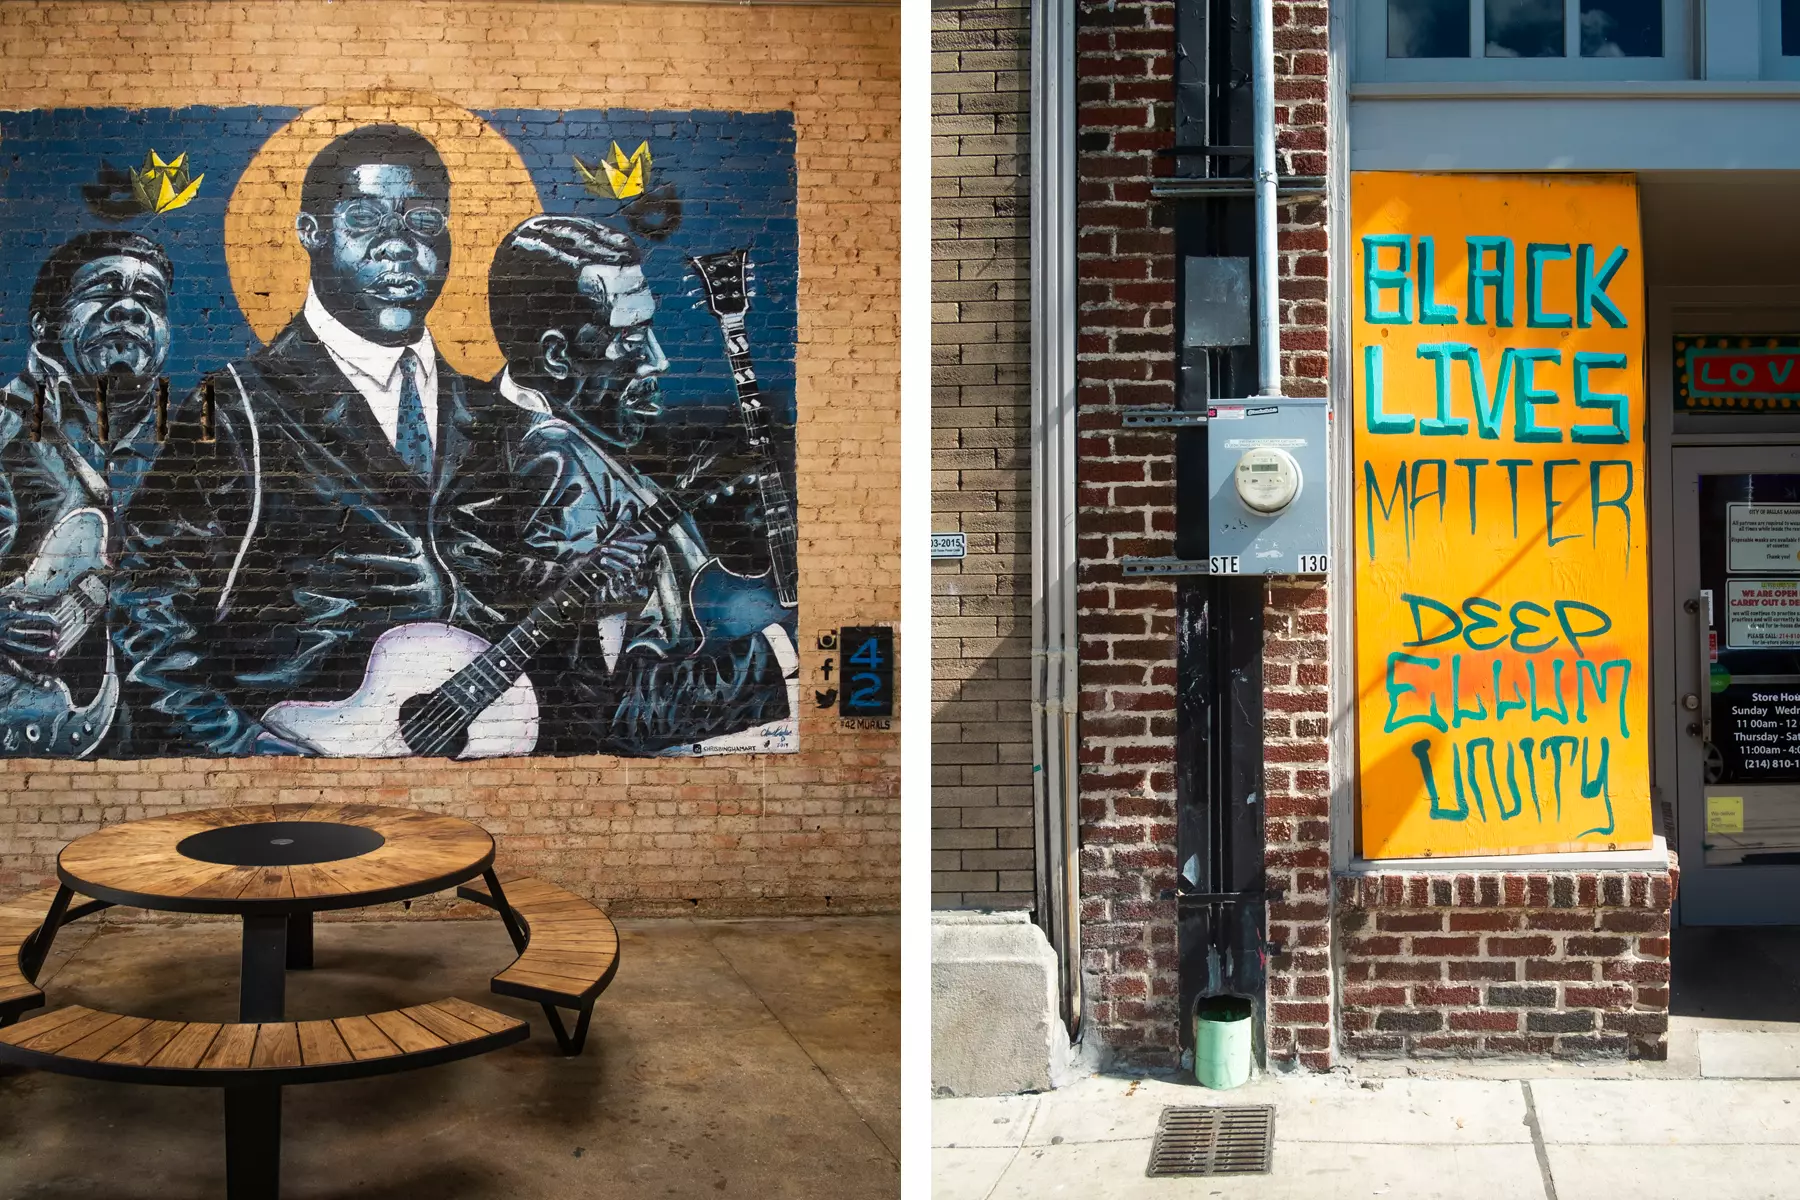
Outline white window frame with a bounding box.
[1357,0,1692,82]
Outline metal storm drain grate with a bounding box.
[1145,1105,1275,1177]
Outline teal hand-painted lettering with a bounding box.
[1466,236,1515,327]
[1454,458,1487,533]
[1510,601,1558,654]
[1363,344,1414,434]
[1576,244,1629,329]
[1493,661,1528,720]
[1472,347,1515,440]
[1401,592,1462,646]
[1540,735,1579,821]
[1386,653,1447,733]
[1530,660,1570,724]
[1555,601,1613,660]
[1590,460,1634,570]
[1512,348,1563,443]
[1499,458,1530,537]
[1525,242,1573,328]
[1410,459,1446,531]
[1462,597,1506,651]
[1417,236,1457,324]
[1500,742,1525,820]
[1517,735,1543,820]
[1416,739,1466,821]
[1463,738,1498,822]
[1363,234,1412,324]
[1451,656,1489,728]
[1363,459,1409,561]
[1574,659,1631,737]
[1544,458,1580,546]
[1418,343,1472,435]
[1571,352,1629,444]
[1577,737,1615,837]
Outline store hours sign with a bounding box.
[1351,173,1654,859]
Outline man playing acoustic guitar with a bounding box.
[114,126,648,757]
[487,214,793,755]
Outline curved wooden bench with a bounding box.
[0,995,527,1086]
[0,886,111,1025]
[457,875,619,1055]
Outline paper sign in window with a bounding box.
[1726,579,1800,649]
[1728,504,1800,571]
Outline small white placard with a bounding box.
[1728,503,1800,571]
[931,533,967,560]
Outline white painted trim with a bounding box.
[1329,0,1358,871]
[1341,836,1672,873]
[1352,79,1800,97]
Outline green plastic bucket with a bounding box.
[1194,995,1253,1090]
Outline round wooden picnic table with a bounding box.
[34,802,521,1200]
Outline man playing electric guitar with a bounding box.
[487,215,794,755]
[0,231,172,756]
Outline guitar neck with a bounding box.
[436,491,687,720]
[718,314,799,606]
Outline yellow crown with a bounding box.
[574,142,651,201]
[130,150,203,215]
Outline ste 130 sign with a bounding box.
[838,626,894,718]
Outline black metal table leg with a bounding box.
[224,1084,281,1200]
[285,912,312,971]
[239,914,288,1023]
[18,884,73,982]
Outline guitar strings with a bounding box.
[393,489,695,757]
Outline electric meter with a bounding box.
[1205,399,1328,576]
[1234,446,1301,513]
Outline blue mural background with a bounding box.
[0,105,798,426]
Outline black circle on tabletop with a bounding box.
[176,821,386,867]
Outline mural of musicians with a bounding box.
[0,231,171,756]
[487,214,796,755]
[114,124,650,757]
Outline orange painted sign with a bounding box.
[1352,173,1652,859]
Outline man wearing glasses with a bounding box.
[115,124,546,755]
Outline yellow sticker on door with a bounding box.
[1707,795,1745,835]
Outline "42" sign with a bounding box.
[838,626,894,718]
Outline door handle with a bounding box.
[1692,595,1712,743]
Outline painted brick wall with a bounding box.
[0,0,898,918]
[931,0,1036,909]
[1073,0,1333,1066]
[1337,865,1678,1059]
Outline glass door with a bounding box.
[1675,444,1800,923]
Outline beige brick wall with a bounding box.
[931,0,1034,909]
[0,0,898,917]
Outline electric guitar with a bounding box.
[686,250,800,650]
[260,473,758,760]
[0,507,118,758]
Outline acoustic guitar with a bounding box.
[260,473,757,759]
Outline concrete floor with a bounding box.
[0,912,898,1199]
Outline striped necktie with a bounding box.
[395,349,432,478]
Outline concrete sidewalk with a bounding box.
[934,1070,1800,1200]
[0,913,897,1199]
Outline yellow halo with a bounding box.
[223,89,543,382]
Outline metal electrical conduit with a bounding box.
[1251,0,1281,395]
[1030,0,1081,1038]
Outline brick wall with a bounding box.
[931,0,1036,909]
[0,0,899,918]
[1337,865,1678,1059]
[1073,0,1333,1066]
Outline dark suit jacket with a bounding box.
[114,315,534,755]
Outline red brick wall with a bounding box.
[1073,0,1333,1067]
[1337,864,1678,1058]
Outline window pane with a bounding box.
[1485,0,1564,56]
[1786,0,1800,55]
[1580,0,1660,55]
[1390,0,1470,56]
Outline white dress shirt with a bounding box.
[303,285,438,453]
